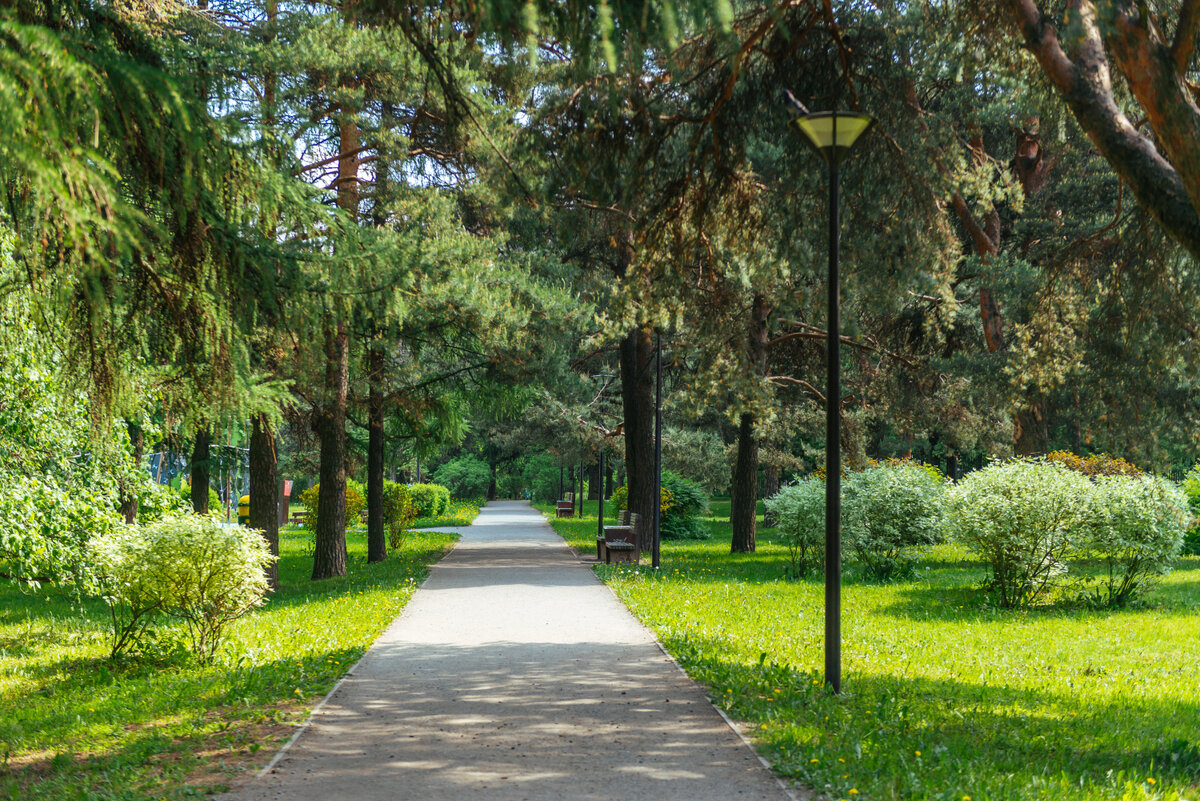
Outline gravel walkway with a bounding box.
[222,500,794,801]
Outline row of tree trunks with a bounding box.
[620,326,657,552]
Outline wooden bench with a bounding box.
[290,511,308,526]
[602,512,640,565]
[556,491,575,518]
[596,510,628,560]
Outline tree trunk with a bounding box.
[587,461,599,500]
[121,422,144,524]
[191,428,211,514]
[620,326,656,552]
[605,462,614,498]
[249,414,280,590]
[367,344,386,563]
[313,323,349,580]
[731,293,769,553]
[731,412,759,553]
[1013,403,1049,456]
[764,465,780,499]
[488,462,498,500]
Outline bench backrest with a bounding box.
[617,509,628,525]
[628,512,641,537]
[563,491,573,502]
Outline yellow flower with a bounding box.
[849,789,858,795]
[1147,778,1156,785]
[962,796,971,800]
[811,758,819,764]
[915,750,921,756]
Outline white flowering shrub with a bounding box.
[1079,475,1188,606]
[843,462,947,581]
[93,515,274,661]
[764,480,825,578]
[948,460,1093,607]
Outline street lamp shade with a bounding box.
[790,110,875,164]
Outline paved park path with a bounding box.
[224,500,794,801]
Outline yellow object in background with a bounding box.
[237,494,250,525]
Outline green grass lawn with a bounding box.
[0,523,458,800]
[543,503,1200,801]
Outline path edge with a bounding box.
[252,531,466,781]
[544,512,807,801]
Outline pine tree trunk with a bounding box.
[313,323,349,579]
[620,326,656,552]
[367,346,386,563]
[191,428,211,514]
[121,422,144,524]
[731,293,769,553]
[605,462,614,498]
[249,414,280,589]
[731,412,759,553]
[1013,403,1049,456]
[587,462,599,500]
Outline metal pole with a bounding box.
[653,331,663,570]
[579,449,584,517]
[559,465,564,500]
[825,152,842,694]
[597,448,605,540]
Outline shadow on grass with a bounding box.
[661,631,1200,797]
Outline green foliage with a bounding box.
[134,482,186,524]
[764,480,824,578]
[1078,475,1188,606]
[660,471,710,540]
[408,483,451,518]
[382,480,418,550]
[522,453,562,502]
[844,462,948,581]
[431,455,492,498]
[93,515,274,662]
[298,480,366,528]
[612,474,709,539]
[176,482,222,514]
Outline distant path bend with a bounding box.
[224,500,794,801]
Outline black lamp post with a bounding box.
[788,99,874,694]
[592,373,616,540]
[652,332,663,570]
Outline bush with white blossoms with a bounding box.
[1079,475,1188,606]
[764,479,825,578]
[93,514,274,661]
[843,462,947,581]
[948,459,1093,608]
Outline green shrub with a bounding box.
[382,480,417,549]
[409,483,450,518]
[176,482,221,514]
[1186,529,1200,556]
[764,480,825,578]
[610,473,709,539]
[1180,464,1200,555]
[844,462,947,581]
[136,481,186,524]
[948,459,1092,608]
[92,515,274,661]
[298,480,366,528]
[1079,475,1188,606]
[431,456,492,499]
[1047,449,1142,477]
[522,454,561,502]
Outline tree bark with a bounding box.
[191,428,211,514]
[313,323,349,580]
[730,412,759,553]
[367,344,386,563]
[121,422,144,524]
[620,326,656,552]
[1002,0,1200,259]
[587,461,600,500]
[249,414,280,589]
[605,462,614,498]
[731,293,769,553]
[1013,404,1049,456]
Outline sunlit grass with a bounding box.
[542,502,1200,801]
[412,497,483,529]
[0,524,457,800]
